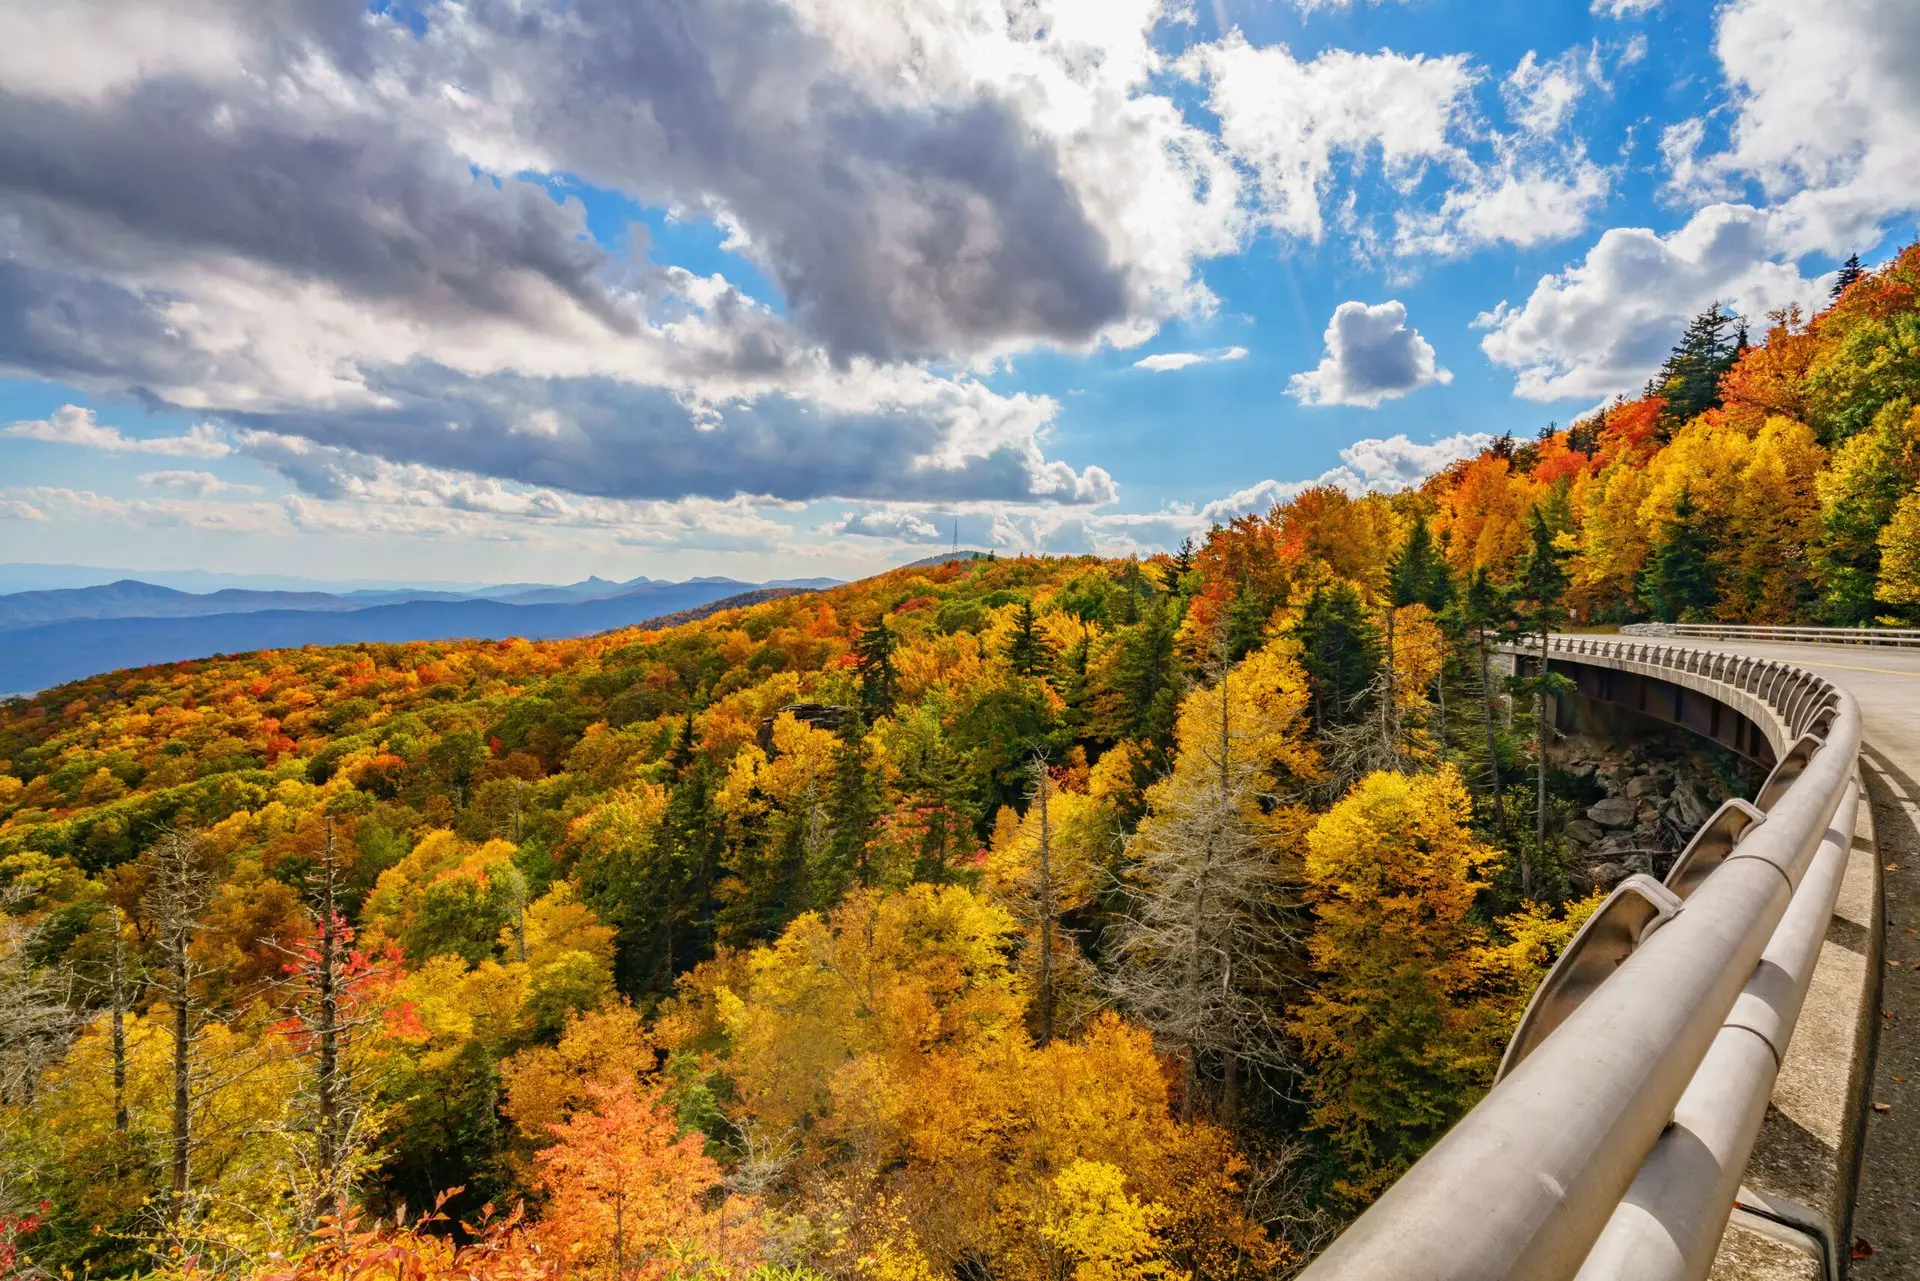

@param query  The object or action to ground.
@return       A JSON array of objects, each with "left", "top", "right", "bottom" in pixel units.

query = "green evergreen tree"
[
  {"left": 1513, "top": 507, "right": 1573, "bottom": 895},
  {"left": 583, "top": 713, "right": 726, "bottom": 996},
  {"left": 854, "top": 615, "right": 900, "bottom": 720},
  {"left": 1655, "top": 302, "right": 1743, "bottom": 431},
  {"left": 1831, "top": 252, "right": 1865, "bottom": 301},
  {"left": 1222, "top": 578, "right": 1272, "bottom": 661},
  {"left": 1056, "top": 633, "right": 1095, "bottom": 737},
  {"left": 1640, "top": 489, "right": 1719, "bottom": 622},
  {"left": 1004, "top": 599, "right": 1048, "bottom": 677},
  {"left": 1293, "top": 582, "right": 1380, "bottom": 734},
  {"left": 1390, "top": 516, "right": 1453, "bottom": 612},
  {"left": 817, "top": 721, "right": 881, "bottom": 900},
  {"left": 1100, "top": 595, "right": 1181, "bottom": 762},
  {"left": 1162, "top": 537, "right": 1197, "bottom": 595},
  {"left": 1454, "top": 566, "right": 1514, "bottom": 838}
]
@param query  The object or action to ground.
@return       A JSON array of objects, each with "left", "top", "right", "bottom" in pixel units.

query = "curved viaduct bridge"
[{"left": 1300, "top": 628, "right": 1920, "bottom": 1281}]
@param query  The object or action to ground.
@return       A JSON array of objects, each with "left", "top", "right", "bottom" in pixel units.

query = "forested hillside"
[{"left": 1, "top": 244, "right": 1916, "bottom": 1281}]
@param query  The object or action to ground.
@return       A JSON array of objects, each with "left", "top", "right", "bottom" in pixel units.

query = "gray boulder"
[
  {"left": 1589, "top": 862, "right": 1630, "bottom": 891},
  {"left": 1565, "top": 818, "right": 1606, "bottom": 846},
  {"left": 1589, "top": 796, "right": 1638, "bottom": 828}
]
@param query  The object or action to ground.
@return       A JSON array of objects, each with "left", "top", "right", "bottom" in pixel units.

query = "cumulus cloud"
[
  {"left": 1698, "top": 0, "right": 1920, "bottom": 257},
  {"left": 1483, "top": 0, "right": 1920, "bottom": 402},
  {"left": 2, "top": 405, "right": 231, "bottom": 457},
  {"left": 0, "top": 0, "right": 1175, "bottom": 515},
  {"left": 1288, "top": 302, "right": 1452, "bottom": 408},
  {"left": 1132, "top": 346, "right": 1248, "bottom": 372},
  {"left": 1476, "top": 204, "right": 1821, "bottom": 401},
  {"left": 825, "top": 508, "right": 949, "bottom": 543},
  {"left": 1199, "top": 432, "right": 1491, "bottom": 521},
  {"left": 1179, "top": 33, "right": 1475, "bottom": 244},
  {"left": 137, "top": 470, "right": 253, "bottom": 496},
  {"left": 0, "top": 498, "right": 48, "bottom": 522}
]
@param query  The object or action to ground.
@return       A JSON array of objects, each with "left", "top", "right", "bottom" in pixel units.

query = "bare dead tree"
[
  {"left": 141, "top": 829, "right": 219, "bottom": 1241},
  {"left": 1315, "top": 665, "right": 1427, "bottom": 802},
  {"left": 269, "top": 820, "right": 390, "bottom": 1231},
  {"left": 1103, "top": 655, "right": 1300, "bottom": 1122},
  {"left": 0, "top": 902, "right": 76, "bottom": 1110}
]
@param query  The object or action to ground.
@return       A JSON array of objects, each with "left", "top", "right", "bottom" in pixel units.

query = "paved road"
[{"left": 1671, "top": 640, "right": 1920, "bottom": 1275}]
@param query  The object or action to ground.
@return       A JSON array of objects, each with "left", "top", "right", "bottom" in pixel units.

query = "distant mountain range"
[{"left": 0, "top": 573, "right": 840, "bottom": 697}]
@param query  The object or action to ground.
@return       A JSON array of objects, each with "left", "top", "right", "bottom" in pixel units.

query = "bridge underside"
[{"left": 1522, "top": 654, "right": 1779, "bottom": 769}]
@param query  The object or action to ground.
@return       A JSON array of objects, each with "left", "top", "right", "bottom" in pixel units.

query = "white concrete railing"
[
  {"left": 1624, "top": 621, "right": 1920, "bottom": 647},
  {"left": 1300, "top": 636, "right": 1862, "bottom": 1281}
]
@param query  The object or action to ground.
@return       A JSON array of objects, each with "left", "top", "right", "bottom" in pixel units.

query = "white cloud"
[
  {"left": 1393, "top": 45, "right": 1612, "bottom": 257},
  {"left": 1591, "top": 0, "right": 1660, "bottom": 17},
  {"left": 1505, "top": 50, "right": 1586, "bottom": 137},
  {"left": 1132, "top": 346, "right": 1248, "bottom": 372},
  {"left": 0, "top": 498, "right": 48, "bottom": 522},
  {"left": 1485, "top": 0, "right": 1919, "bottom": 404},
  {"left": 1288, "top": 302, "right": 1452, "bottom": 408},
  {"left": 1477, "top": 203, "right": 1822, "bottom": 401},
  {"left": 2, "top": 405, "right": 231, "bottom": 458},
  {"left": 136, "top": 469, "right": 253, "bottom": 496},
  {"left": 1695, "top": 0, "right": 1920, "bottom": 258},
  {"left": 8, "top": 486, "right": 283, "bottom": 534},
  {"left": 1199, "top": 432, "right": 1492, "bottom": 521},
  {"left": 1178, "top": 32, "right": 1476, "bottom": 244},
  {"left": 823, "top": 507, "right": 947, "bottom": 544}
]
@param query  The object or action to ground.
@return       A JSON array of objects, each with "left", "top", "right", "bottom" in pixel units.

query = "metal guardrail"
[
  {"left": 1624, "top": 621, "right": 1920, "bottom": 647},
  {"left": 1300, "top": 636, "right": 1863, "bottom": 1281}
]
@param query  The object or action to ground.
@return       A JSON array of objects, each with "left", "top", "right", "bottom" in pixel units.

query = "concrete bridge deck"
[{"left": 1623, "top": 638, "right": 1920, "bottom": 1276}]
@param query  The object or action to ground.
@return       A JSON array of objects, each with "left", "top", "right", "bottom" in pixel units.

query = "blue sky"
[{"left": 1, "top": 0, "right": 1912, "bottom": 588}]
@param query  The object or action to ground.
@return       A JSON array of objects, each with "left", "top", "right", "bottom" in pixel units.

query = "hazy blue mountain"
[
  {"left": 0, "top": 580, "right": 460, "bottom": 630},
  {"left": 0, "top": 562, "right": 491, "bottom": 595},
  {"left": 0, "top": 578, "right": 811, "bottom": 696}
]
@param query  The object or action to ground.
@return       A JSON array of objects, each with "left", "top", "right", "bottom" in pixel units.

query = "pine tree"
[
  {"left": 1292, "top": 582, "right": 1380, "bottom": 734},
  {"left": 819, "top": 722, "right": 881, "bottom": 898},
  {"left": 1222, "top": 579, "right": 1272, "bottom": 661},
  {"left": 854, "top": 615, "right": 899, "bottom": 721},
  {"left": 1514, "top": 507, "right": 1572, "bottom": 891},
  {"left": 1163, "top": 537, "right": 1197, "bottom": 595},
  {"left": 1004, "top": 599, "right": 1048, "bottom": 678},
  {"left": 1831, "top": 252, "right": 1866, "bottom": 301},
  {"left": 1641, "top": 488, "right": 1719, "bottom": 623},
  {"left": 1456, "top": 567, "right": 1512, "bottom": 838},
  {"left": 1655, "top": 302, "right": 1743, "bottom": 430},
  {"left": 1390, "top": 516, "right": 1453, "bottom": 613},
  {"left": 1101, "top": 597, "right": 1182, "bottom": 763}
]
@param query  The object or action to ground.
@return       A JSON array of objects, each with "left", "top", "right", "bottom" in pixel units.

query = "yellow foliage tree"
[
  {"left": 1041, "top": 1160, "right": 1186, "bottom": 1281},
  {"left": 1291, "top": 767, "right": 1511, "bottom": 1203}
]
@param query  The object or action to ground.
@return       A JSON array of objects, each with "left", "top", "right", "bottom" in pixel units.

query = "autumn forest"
[{"left": 3, "top": 245, "right": 1919, "bottom": 1281}]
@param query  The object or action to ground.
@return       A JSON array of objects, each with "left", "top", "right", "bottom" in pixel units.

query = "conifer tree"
[
  {"left": 1640, "top": 488, "right": 1718, "bottom": 622},
  {"left": 820, "top": 722, "right": 881, "bottom": 898},
  {"left": 854, "top": 615, "right": 899, "bottom": 721},
  {"left": 1004, "top": 599, "right": 1048, "bottom": 678},
  {"left": 1457, "top": 567, "right": 1511, "bottom": 837},
  {"left": 1655, "top": 302, "right": 1743, "bottom": 430},
  {"left": 1292, "top": 582, "right": 1379, "bottom": 734},
  {"left": 1831, "top": 252, "right": 1866, "bottom": 301},
  {"left": 1166, "top": 536, "right": 1198, "bottom": 593},
  {"left": 1101, "top": 596, "right": 1181, "bottom": 763},
  {"left": 1390, "top": 517, "right": 1452, "bottom": 613},
  {"left": 1513, "top": 507, "right": 1572, "bottom": 890}
]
